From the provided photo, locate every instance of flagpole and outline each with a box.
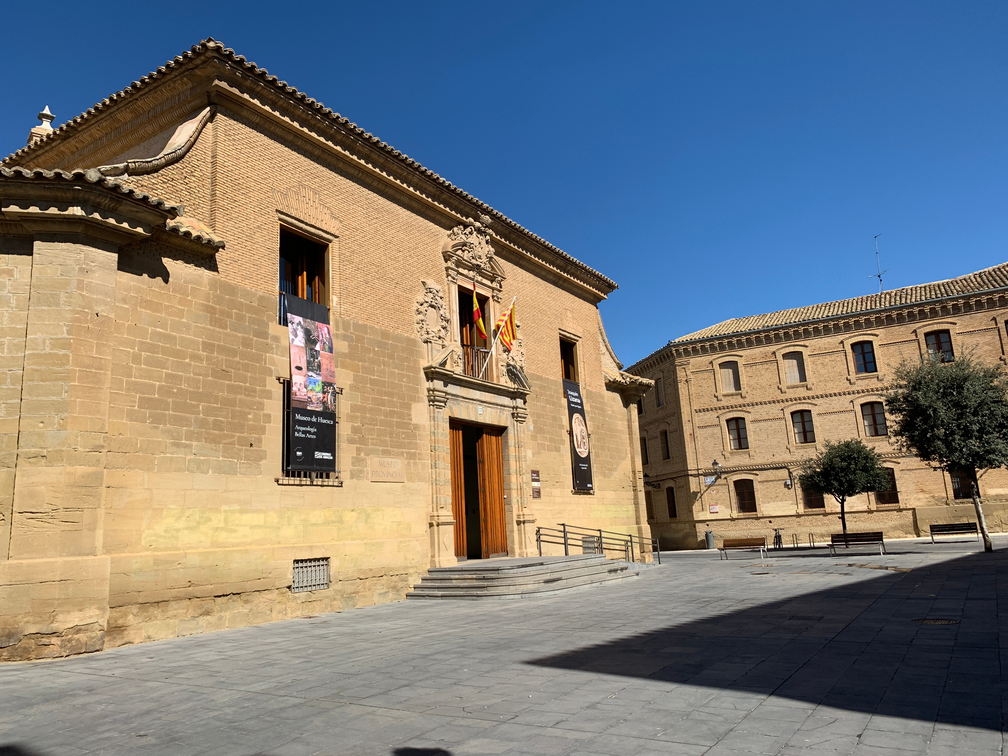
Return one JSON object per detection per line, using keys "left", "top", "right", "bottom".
{"left": 477, "top": 296, "right": 516, "bottom": 381}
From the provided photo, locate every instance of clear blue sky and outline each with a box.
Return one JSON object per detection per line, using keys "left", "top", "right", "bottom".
{"left": 3, "top": 2, "right": 1006, "bottom": 365}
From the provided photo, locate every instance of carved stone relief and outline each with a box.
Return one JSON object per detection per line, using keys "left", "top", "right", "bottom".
{"left": 500, "top": 323, "right": 530, "bottom": 388}
{"left": 415, "top": 280, "right": 451, "bottom": 346}
{"left": 442, "top": 215, "right": 505, "bottom": 302}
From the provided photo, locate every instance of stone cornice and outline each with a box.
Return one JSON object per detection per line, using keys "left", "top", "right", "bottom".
{"left": 694, "top": 384, "right": 888, "bottom": 414}
{"left": 423, "top": 364, "right": 531, "bottom": 403}
{"left": 0, "top": 177, "right": 171, "bottom": 244}
{"left": 628, "top": 291, "right": 1008, "bottom": 375}
{"left": 6, "top": 39, "right": 617, "bottom": 302}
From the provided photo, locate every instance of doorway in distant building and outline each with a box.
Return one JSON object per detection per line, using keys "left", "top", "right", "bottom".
{"left": 449, "top": 421, "right": 507, "bottom": 559}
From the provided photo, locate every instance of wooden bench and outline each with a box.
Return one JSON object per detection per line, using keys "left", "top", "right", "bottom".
{"left": 719, "top": 537, "right": 767, "bottom": 560}
{"left": 929, "top": 522, "right": 979, "bottom": 544}
{"left": 829, "top": 531, "right": 885, "bottom": 556}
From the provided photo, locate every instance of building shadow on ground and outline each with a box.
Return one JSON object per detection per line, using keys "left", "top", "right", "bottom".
{"left": 531, "top": 547, "right": 1005, "bottom": 731}
{"left": 0, "top": 746, "right": 48, "bottom": 756}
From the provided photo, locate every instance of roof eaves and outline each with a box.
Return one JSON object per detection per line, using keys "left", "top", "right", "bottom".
{"left": 0, "top": 166, "right": 183, "bottom": 214}
{"left": 4, "top": 38, "right": 617, "bottom": 294}
{"left": 672, "top": 287, "right": 1008, "bottom": 348}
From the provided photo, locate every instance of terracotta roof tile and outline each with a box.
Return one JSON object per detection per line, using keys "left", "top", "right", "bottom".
{"left": 628, "top": 261, "right": 1008, "bottom": 373}
{"left": 0, "top": 166, "right": 183, "bottom": 214}
{"left": 671, "top": 261, "right": 1008, "bottom": 345}
{"left": 3, "top": 39, "right": 616, "bottom": 293}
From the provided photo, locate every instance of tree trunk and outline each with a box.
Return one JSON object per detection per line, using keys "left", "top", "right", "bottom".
{"left": 840, "top": 497, "right": 848, "bottom": 536}
{"left": 971, "top": 475, "right": 993, "bottom": 553}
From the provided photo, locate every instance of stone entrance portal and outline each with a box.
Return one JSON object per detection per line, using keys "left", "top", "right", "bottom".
{"left": 450, "top": 422, "right": 507, "bottom": 559}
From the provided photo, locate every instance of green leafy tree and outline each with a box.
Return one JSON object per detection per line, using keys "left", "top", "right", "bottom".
{"left": 798, "top": 439, "right": 890, "bottom": 535}
{"left": 885, "top": 356, "right": 1008, "bottom": 552}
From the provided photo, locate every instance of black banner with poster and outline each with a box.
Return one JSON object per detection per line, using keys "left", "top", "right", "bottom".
{"left": 285, "top": 294, "right": 337, "bottom": 472}
{"left": 563, "top": 379, "right": 594, "bottom": 491}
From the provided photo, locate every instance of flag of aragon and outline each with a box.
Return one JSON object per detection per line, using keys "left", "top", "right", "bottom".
{"left": 495, "top": 300, "right": 516, "bottom": 351}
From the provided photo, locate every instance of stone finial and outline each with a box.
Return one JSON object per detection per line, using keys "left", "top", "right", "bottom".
{"left": 27, "top": 106, "right": 55, "bottom": 146}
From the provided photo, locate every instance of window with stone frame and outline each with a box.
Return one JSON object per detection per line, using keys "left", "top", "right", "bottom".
{"left": 666, "top": 486, "right": 677, "bottom": 518}
{"left": 733, "top": 479, "right": 757, "bottom": 513}
{"left": 560, "top": 338, "right": 579, "bottom": 382}
{"left": 875, "top": 468, "right": 899, "bottom": 506}
{"left": 726, "top": 418, "right": 749, "bottom": 450}
{"left": 660, "top": 430, "right": 670, "bottom": 460}
{"left": 791, "top": 410, "right": 816, "bottom": 444}
{"left": 925, "top": 330, "right": 955, "bottom": 362}
{"left": 458, "top": 286, "right": 491, "bottom": 379}
{"left": 640, "top": 436, "right": 650, "bottom": 466}
{"left": 655, "top": 377, "right": 665, "bottom": 407}
{"left": 851, "top": 341, "right": 877, "bottom": 374}
{"left": 279, "top": 228, "right": 327, "bottom": 323}
{"left": 861, "top": 402, "right": 888, "bottom": 437}
{"left": 645, "top": 490, "right": 655, "bottom": 521}
{"left": 783, "top": 352, "right": 807, "bottom": 384}
{"left": 720, "top": 361, "right": 742, "bottom": 393}
{"left": 949, "top": 467, "right": 974, "bottom": 500}
{"left": 802, "top": 487, "right": 826, "bottom": 509}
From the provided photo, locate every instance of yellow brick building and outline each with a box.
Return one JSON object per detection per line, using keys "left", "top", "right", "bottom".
{"left": 628, "top": 264, "right": 1008, "bottom": 550}
{"left": 0, "top": 40, "right": 652, "bottom": 660}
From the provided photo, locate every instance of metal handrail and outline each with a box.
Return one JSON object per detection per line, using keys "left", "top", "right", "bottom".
{"left": 535, "top": 522, "right": 660, "bottom": 564}
{"left": 461, "top": 345, "right": 491, "bottom": 379}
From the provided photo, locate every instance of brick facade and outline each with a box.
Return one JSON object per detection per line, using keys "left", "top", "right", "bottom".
{"left": 0, "top": 40, "right": 652, "bottom": 660}
{"left": 629, "top": 267, "right": 1008, "bottom": 550}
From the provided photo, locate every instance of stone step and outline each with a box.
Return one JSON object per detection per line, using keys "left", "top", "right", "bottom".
{"left": 407, "top": 555, "right": 641, "bottom": 600}
{"left": 415, "top": 560, "right": 629, "bottom": 588}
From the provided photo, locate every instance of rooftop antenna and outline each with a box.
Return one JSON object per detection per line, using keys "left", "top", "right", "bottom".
{"left": 870, "top": 234, "right": 889, "bottom": 293}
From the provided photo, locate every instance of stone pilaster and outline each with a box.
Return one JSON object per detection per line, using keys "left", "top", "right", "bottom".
{"left": 426, "top": 387, "right": 456, "bottom": 568}
{"left": 509, "top": 402, "right": 536, "bottom": 557}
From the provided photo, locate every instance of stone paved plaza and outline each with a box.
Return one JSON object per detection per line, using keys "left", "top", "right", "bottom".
{"left": 2, "top": 537, "right": 1006, "bottom": 756}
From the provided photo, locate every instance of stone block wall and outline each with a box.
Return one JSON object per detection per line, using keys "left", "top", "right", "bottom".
{"left": 635, "top": 298, "right": 1008, "bottom": 549}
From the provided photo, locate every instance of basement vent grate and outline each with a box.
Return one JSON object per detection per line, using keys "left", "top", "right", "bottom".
{"left": 292, "top": 557, "right": 330, "bottom": 593}
{"left": 912, "top": 618, "right": 960, "bottom": 625}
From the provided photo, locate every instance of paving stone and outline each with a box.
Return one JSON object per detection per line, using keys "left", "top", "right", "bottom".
{"left": 1, "top": 538, "right": 1007, "bottom": 756}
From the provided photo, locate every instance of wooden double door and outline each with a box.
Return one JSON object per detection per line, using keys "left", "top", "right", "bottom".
{"left": 449, "top": 422, "right": 507, "bottom": 559}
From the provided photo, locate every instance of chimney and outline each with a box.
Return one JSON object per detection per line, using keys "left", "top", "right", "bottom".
{"left": 27, "top": 106, "right": 55, "bottom": 146}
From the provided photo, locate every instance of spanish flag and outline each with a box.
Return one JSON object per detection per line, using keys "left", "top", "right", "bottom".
{"left": 472, "top": 281, "right": 487, "bottom": 340}
{"left": 494, "top": 299, "right": 516, "bottom": 351}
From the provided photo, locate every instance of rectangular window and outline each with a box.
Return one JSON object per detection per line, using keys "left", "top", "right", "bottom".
{"left": 666, "top": 486, "right": 677, "bottom": 518}
{"left": 640, "top": 436, "right": 649, "bottom": 466}
{"left": 720, "top": 361, "right": 741, "bottom": 393}
{"left": 279, "top": 229, "right": 328, "bottom": 323}
{"left": 875, "top": 468, "right": 899, "bottom": 506}
{"left": 459, "top": 287, "right": 491, "bottom": 379}
{"left": 734, "top": 479, "right": 757, "bottom": 513}
{"left": 655, "top": 377, "right": 665, "bottom": 407}
{"left": 636, "top": 399, "right": 643, "bottom": 416}
{"left": 791, "top": 410, "right": 816, "bottom": 444}
{"left": 925, "top": 330, "right": 954, "bottom": 362}
{"left": 861, "top": 402, "right": 888, "bottom": 437}
{"left": 950, "top": 468, "right": 974, "bottom": 500}
{"left": 783, "top": 352, "right": 807, "bottom": 384}
{"left": 660, "top": 430, "right": 670, "bottom": 460}
{"left": 852, "top": 341, "right": 877, "bottom": 374}
{"left": 560, "top": 338, "right": 579, "bottom": 382}
{"left": 726, "top": 418, "right": 749, "bottom": 450}
{"left": 645, "top": 490, "right": 655, "bottom": 521}
{"left": 802, "top": 487, "right": 826, "bottom": 509}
